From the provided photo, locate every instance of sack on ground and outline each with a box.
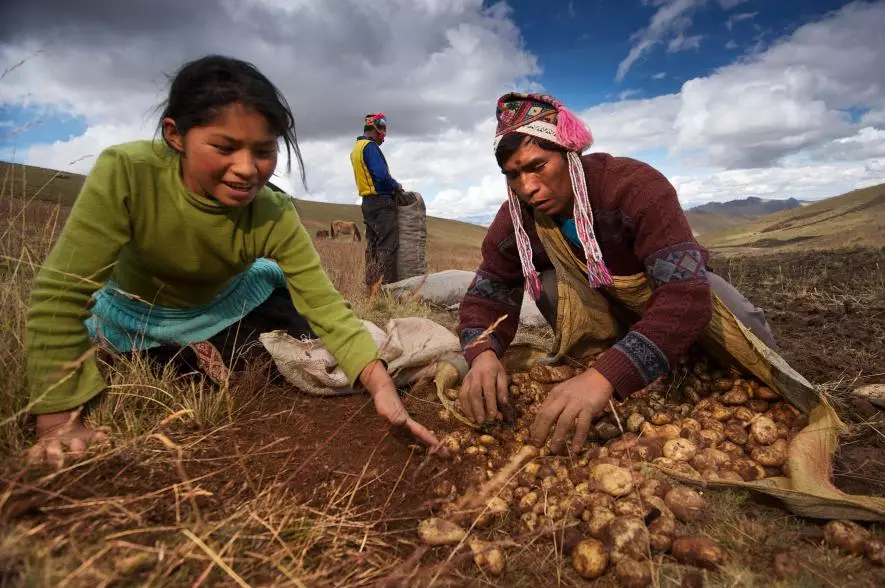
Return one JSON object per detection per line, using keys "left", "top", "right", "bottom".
{"left": 260, "top": 317, "right": 466, "bottom": 396}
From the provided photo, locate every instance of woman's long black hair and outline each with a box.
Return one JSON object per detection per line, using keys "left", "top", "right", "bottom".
{"left": 156, "top": 55, "right": 306, "bottom": 188}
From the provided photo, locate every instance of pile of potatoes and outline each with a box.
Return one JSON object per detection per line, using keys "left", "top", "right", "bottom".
{"left": 420, "top": 355, "right": 811, "bottom": 583}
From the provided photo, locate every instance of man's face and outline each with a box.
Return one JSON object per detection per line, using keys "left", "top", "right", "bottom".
{"left": 501, "top": 140, "right": 572, "bottom": 217}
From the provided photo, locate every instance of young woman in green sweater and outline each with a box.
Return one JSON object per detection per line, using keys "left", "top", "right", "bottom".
{"left": 26, "top": 55, "right": 440, "bottom": 465}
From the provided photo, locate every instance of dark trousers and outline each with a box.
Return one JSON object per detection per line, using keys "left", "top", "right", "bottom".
{"left": 361, "top": 195, "right": 399, "bottom": 286}
{"left": 145, "top": 288, "right": 316, "bottom": 374}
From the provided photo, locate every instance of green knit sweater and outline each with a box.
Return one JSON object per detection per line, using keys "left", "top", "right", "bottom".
{"left": 26, "top": 140, "right": 378, "bottom": 414}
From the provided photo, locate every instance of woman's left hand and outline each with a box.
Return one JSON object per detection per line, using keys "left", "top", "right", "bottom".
{"left": 360, "top": 360, "right": 443, "bottom": 451}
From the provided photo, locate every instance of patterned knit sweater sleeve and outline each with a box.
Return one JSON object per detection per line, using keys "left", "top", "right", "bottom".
{"left": 458, "top": 201, "right": 526, "bottom": 365}
{"left": 593, "top": 165, "right": 712, "bottom": 400}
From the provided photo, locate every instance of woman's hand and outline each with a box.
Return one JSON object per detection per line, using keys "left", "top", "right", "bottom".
{"left": 360, "top": 360, "right": 442, "bottom": 451}
{"left": 530, "top": 368, "right": 614, "bottom": 454}
{"left": 28, "top": 410, "right": 110, "bottom": 468}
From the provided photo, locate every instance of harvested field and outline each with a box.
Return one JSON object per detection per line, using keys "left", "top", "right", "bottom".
{"left": 2, "top": 167, "right": 885, "bottom": 586}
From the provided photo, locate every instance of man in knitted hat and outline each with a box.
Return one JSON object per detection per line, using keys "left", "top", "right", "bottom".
{"left": 457, "top": 92, "right": 777, "bottom": 453}
{"left": 351, "top": 113, "right": 403, "bottom": 286}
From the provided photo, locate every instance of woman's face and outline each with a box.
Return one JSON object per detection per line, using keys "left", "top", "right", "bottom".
{"left": 164, "top": 103, "right": 278, "bottom": 207}
{"left": 500, "top": 139, "right": 573, "bottom": 217}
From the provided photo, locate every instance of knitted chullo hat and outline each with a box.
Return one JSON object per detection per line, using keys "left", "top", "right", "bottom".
{"left": 494, "top": 92, "right": 613, "bottom": 300}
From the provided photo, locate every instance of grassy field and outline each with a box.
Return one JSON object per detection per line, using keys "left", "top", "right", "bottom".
{"left": 701, "top": 183, "right": 885, "bottom": 255}
{"left": 2, "top": 161, "right": 885, "bottom": 586}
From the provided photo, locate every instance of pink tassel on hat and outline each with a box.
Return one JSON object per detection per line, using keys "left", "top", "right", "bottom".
{"left": 554, "top": 106, "right": 593, "bottom": 152}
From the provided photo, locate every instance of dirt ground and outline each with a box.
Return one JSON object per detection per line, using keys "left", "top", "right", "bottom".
{"left": 3, "top": 248, "right": 885, "bottom": 586}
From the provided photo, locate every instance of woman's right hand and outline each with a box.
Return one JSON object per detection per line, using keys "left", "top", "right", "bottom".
{"left": 28, "top": 410, "right": 109, "bottom": 468}
{"left": 459, "top": 350, "right": 510, "bottom": 424}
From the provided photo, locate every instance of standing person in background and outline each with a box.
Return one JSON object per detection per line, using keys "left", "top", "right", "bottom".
{"left": 351, "top": 113, "right": 402, "bottom": 287}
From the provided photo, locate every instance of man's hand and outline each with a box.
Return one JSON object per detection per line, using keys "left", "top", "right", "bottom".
{"left": 459, "top": 349, "right": 509, "bottom": 424}
{"left": 530, "top": 368, "right": 614, "bottom": 454}
{"left": 28, "top": 410, "right": 109, "bottom": 468}
{"left": 360, "top": 360, "right": 443, "bottom": 452}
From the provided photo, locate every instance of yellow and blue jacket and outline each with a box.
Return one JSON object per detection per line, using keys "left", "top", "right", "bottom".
{"left": 350, "top": 136, "right": 398, "bottom": 197}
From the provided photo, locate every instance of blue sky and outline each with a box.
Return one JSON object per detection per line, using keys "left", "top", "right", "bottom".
{"left": 2, "top": 0, "right": 883, "bottom": 223}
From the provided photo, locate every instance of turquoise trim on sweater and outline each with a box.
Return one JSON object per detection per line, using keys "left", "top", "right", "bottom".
{"left": 85, "top": 259, "right": 286, "bottom": 352}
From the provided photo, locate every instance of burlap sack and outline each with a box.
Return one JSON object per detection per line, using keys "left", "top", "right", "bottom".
{"left": 261, "top": 317, "right": 466, "bottom": 396}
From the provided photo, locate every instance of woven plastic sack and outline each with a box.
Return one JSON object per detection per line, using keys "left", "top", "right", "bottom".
{"left": 395, "top": 191, "right": 427, "bottom": 281}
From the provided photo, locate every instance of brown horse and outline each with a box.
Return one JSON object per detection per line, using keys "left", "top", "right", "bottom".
{"left": 315, "top": 229, "right": 331, "bottom": 240}
{"left": 330, "top": 220, "right": 362, "bottom": 242}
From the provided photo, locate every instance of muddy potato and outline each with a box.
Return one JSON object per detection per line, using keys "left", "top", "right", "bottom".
{"left": 719, "top": 441, "right": 746, "bottom": 461}
{"left": 521, "top": 511, "right": 539, "bottom": 532}
{"left": 692, "top": 448, "right": 732, "bottom": 472}
{"left": 657, "top": 424, "right": 682, "bottom": 440}
{"left": 650, "top": 411, "right": 673, "bottom": 426}
{"left": 586, "top": 492, "right": 617, "bottom": 510}
{"left": 418, "top": 518, "right": 467, "bottom": 545}
{"left": 665, "top": 487, "right": 707, "bottom": 522}
{"left": 710, "top": 404, "right": 734, "bottom": 422}
{"left": 652, "top": 457, "right": 700, "bottom": 478}
{"left": 437, "top": 409, "right": 452, "bottom": 423}
{"left": 714, "top": 378, "right": 733, "bottom": 392}
{"left": 606, "top": 517, "right": 650, "bottom": 562}
{"left": 724, "top": 422, "right": 749, "bottom": 445}
{"left": 560, "top": 496, "right": 587, "bottom": 519}
{"left": 865, "top": 539, "right": 885, "bottom": 566}
{"left": 650, "top": 533, "right": 673, "bottom": 554}
{"left": 585, "top": 506, "right": 616, "bottom": 539}
{"left": 635, "top": 438, "right": 664, "bottom": 461}
{"left": 445, "top": 388, "right": 459, "bottom": 401}
{"left": 663, "top": 438, "right": 698, "bottom": 462}
{"left": 513, "top": 486, "right": 531, "bottom": 502}
{"left": 717, "top": 470, "right": 745, "bottom": 482}
{"left": 721, "top": 387, "right": 750, "bottom": 405}
{"left": 469, "top": 539, "right": 505, "bottom": 576}
{"left": 698, "top": 429, "right": 723, "bottom": 448}
{"left": 750, "top": 416, "right": 779, "bottom": 445}
{"left": 627, "top": 413, "right": 646, "bottom": 433}
{"left": 732, "top": 406, "right": 755, "bottom": 423}
{"left": 754, "top": 386, "right": 778, "bottom": 401}
{"left": 608, "top": 434, "right": 640, "bottom": 456}
{"left": 519, "top": 491, "right": 540, "bottom": 512}
{"left": 733, "top": 458, "right": 766, "bottom": 481}
{"left": 572, "top": 538, "right": 610, "bottom": 580}
{"left": 590, "top": 464, "right": 635, "bottom": 497}
{"left": 614, "top": 499, "right": 645, "bottom": 519}
{"left": 752, "top": 438, "right": 788, "bottom": 467}
{"left": 441, "top": 435, "right": 461, "bottom": 454}
{"left": 477, "top": 434, "right": 498, "bottom": 447}
{"left": 680, "top": 418, "right": 702, "bottom": 434}
{"left": 597, "top": 422, "right": 623, "bottom": 441}
{"left": 640, "top": 478, "right": 671, "bottom": 501}
{"left": 672, "top": 536, "right": 727, "bottom": 569}
{"left": 747, "top": 399, "right": 771, "bottom": 413}
{"left": 824, "top": 520, "right": 870, "bottom": 556}
{"left": 615, "top": 558, "right": 652, "bottom": 588}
